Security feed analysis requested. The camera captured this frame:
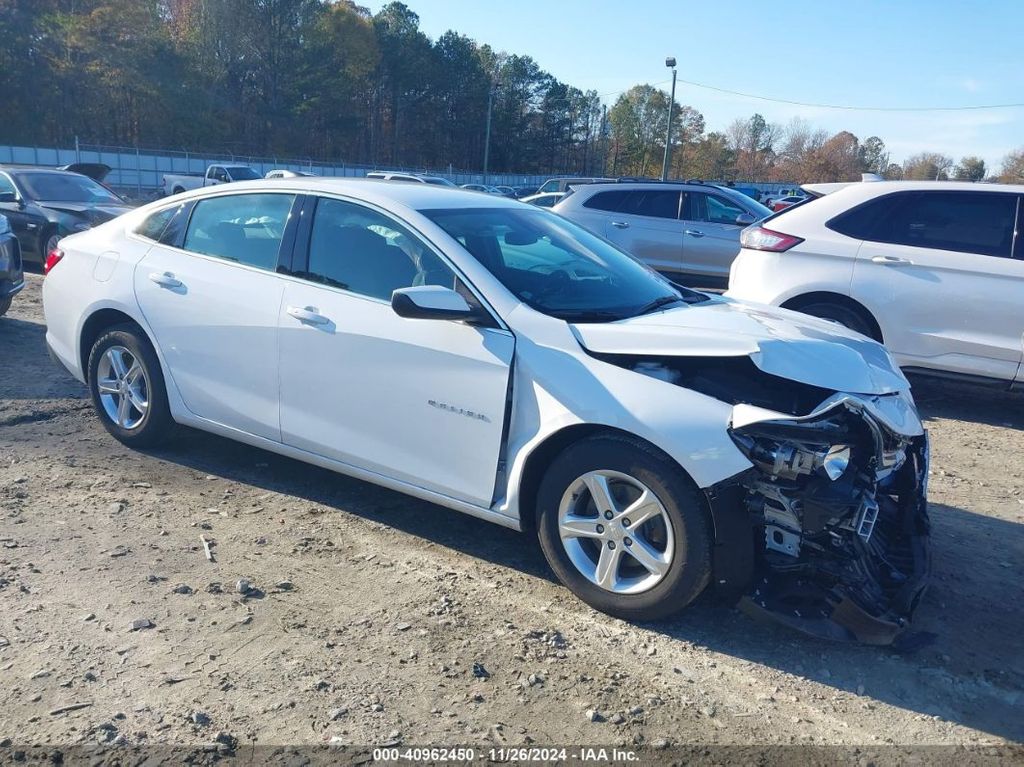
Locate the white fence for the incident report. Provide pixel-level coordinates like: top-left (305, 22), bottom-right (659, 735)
top-left (0, 143), bottom-right (549, 199)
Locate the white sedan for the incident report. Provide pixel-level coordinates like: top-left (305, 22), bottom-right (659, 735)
top-left (42, 179), bottom-right (930, 642)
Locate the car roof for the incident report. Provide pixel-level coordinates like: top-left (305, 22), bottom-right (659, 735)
top-left (168, 177), bottom-right (524, 211)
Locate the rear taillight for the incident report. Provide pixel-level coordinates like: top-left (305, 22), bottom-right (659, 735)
top-left (44, 248), bottom-right (64, 274)
top-left (740, 226), bottom-right (804, 253)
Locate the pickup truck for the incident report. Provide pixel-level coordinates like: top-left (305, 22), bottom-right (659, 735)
top-left (162, 164), bottom-right (261, 196)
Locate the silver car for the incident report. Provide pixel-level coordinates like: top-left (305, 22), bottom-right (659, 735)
top-left (553, 182), bottom-right (771, 284)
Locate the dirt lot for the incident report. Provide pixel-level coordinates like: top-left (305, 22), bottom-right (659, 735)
top-left (1, 274), bottom-right (1022, 757)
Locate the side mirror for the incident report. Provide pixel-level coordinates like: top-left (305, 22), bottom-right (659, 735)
top-left (392, 286), bottom-right (484, 322)
top-left (735, 213), bottom-right (757, 226)
top-left (0, 192), bottom-right (18, 205)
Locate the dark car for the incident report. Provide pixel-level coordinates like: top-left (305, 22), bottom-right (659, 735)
top-left (0, 214), bottom-right (24, 317)
top-left (0, 165), bottom-right (133, 266)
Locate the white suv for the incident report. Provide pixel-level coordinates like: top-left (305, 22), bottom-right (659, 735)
top-left (727, 181), bottom-right (1024, 385)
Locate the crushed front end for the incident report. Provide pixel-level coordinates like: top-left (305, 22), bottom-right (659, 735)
top-left (708, 393), bottom-right (930, 645)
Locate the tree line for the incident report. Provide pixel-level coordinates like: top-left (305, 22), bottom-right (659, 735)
top-left (1, 0), bottom-right (1021, 183)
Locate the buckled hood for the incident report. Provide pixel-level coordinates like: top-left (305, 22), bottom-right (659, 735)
top-left (570, 296), bottom-right (909, 395)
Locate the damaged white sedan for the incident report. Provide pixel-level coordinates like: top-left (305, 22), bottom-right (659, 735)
top-left (42, 180), bottom-right (929, 644)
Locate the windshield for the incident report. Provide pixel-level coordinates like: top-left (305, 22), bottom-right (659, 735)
top-left (225, 166), bottom-right (261, 181)
top-left (18, 172), bottom-right (123, 204)
top-left (422, 207), bottom-right (705, 321)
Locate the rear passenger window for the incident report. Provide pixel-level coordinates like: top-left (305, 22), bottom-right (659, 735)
top-left (582, 190), bottom-right (628, 212)
top-left (183, 193), bottom-right (295, 270)
top-left (618, 190), bottom-right (680, 219)
top-left (878, 192), bottom-right (1017, 257)
top-left (303, 197), bottom-right (456, 301)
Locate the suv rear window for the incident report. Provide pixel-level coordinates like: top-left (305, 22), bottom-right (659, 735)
top-left (829, 191), bottom-right (1018, 258)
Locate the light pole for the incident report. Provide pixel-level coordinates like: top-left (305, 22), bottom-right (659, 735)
top-left (661, 56), bottom-right (677, 181)
top-left (483, 80), bottom-right (500, 185)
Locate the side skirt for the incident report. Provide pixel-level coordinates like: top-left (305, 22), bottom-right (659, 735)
top-left (172, 412), bottom-right (523, 532)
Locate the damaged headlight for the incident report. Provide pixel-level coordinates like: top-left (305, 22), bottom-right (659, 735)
top-left (731, 430), bottom-right (850, 482)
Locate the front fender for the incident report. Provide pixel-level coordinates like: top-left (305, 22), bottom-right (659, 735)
top-left (497, 335), bottom-right (753, 523)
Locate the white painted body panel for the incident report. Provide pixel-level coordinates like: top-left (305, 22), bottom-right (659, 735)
top-left (43, 178), bottom-right (920, 534)
top-left (726, 180), bottom-right (1024, 383)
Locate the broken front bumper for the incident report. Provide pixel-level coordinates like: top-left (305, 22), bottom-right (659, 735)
top-left (705, 398), bottom-right (930, 645)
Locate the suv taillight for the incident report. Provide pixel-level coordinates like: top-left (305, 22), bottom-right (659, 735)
top-left (740, 225), bottom-right (804, 252)
top-left (44, 248), bottom-right (64, 275)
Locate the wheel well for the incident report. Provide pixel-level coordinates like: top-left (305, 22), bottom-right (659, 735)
top-left (781, 291), bottom-right (883, 343)
top-left (516, 424), bottom-right (701, 536)
top-left (79, 309), bottom-right (146, 381)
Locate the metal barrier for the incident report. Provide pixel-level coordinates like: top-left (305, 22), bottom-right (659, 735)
top-left (0, 143), bottom-right (549, 199)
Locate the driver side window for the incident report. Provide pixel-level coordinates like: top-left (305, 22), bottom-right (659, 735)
top-left (0, 174), bottom-right (16, 198)
top-left (304, 197), bottom-right (457, 301)
top-left (694, 193), bottom-right (745, 225)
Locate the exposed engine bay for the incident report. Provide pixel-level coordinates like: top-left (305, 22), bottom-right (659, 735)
top-left (610, 354), bottom-right (930, 645)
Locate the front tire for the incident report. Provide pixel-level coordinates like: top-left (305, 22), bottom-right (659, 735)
top-left (0, 296), bottom-right (10, 317)
top-left (87, 324), bottom-right (174, 447)
top-left (536, 434), bottom-right (712, 622)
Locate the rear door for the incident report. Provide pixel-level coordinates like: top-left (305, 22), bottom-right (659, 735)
top-left (681, 191), bottom-right (749, 279)
top-left (277, 195), bottom-right (514, 506)
top-left (848, 190), bottom-right (1023, 381)
top-left (134, 192), bottom-right (299, 439)
top-left (597, 189), bottom-right (683, 273)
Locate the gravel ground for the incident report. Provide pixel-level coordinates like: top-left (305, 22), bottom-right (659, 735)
top-left (0, 274), bottom-right (1022, 758)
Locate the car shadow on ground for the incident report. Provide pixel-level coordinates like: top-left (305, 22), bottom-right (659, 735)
top-left (148, 425), bottom-right (1024, 743)
top-left (910, 375), bottom-right (1024, 431)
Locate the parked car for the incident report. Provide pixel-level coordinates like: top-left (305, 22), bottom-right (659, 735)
top-left (0, 165), bottom-right (133, 265)
top-left (366, 171), bottom-right (456, 186)
top-left (521, 192), bottom-right (565, 208)
top-left (513, 186), bottom-right (538, 199)
top-left (493, 185), bottom-right (518, 198)
top-left (552, 182), bottom-right (771, 284)
top-left (460, 183), bottom-right (503, 194)
top-left (0, 214), bottom-right (24, 316)
top-left (771, 195), bottom-right (807, 212)
top-left (41, 179), bottom-right (929, 643)
top-left (265, 169), bottom-right (314, 179)
top-left (727, 180), bottom-right (1024, 387)
top-left (536, 177), bottom-right (615, 194)
top-left (162, 165), bottom-right (261, 197)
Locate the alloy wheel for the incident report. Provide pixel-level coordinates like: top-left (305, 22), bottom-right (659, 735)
top-left (96, 345), bottom-right (150, 430)
top-left (557, 470), bottom-right (675, 594)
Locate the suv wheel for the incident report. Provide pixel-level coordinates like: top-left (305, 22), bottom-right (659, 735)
top-left (87, 324), bottom-right (174, 447)
top-left (793, 300), bottom-right (879, 341)
top-left (536, 434), bottom-right (712, 621)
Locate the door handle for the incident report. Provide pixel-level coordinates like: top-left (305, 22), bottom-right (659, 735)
top-left (871, 255), bottom-right (913, 266)
top-left (148, 271), bottom-right (183, 288)
top-left (610, 221), bottom-right (630, 229)
top-left (287, 305), bottom-right (329, 325)
top-left (684, 229), bottom-right (705, 238)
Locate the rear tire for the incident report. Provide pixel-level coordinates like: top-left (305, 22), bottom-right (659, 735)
top-left (0, 296), bottom-right (11, 317)
top-left (87, 324), bottom-right (174, 448)
top-left (791, 300), bottom-right (879, 341)
top-left (536, 433), bottom-right (712, 622)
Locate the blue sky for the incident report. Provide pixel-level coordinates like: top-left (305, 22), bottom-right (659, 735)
top-left (364, 0), bottom-right (1024, 172)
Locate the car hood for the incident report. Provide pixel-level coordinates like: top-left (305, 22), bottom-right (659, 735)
top-left (36, 202), bottom-right (133, 220)
top-left (569, 297), bottom-right (908, 395)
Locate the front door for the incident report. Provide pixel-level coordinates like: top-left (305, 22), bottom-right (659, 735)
top-left (134, 191), bottom-right (299, 439)
top-left (277, 195), bottom-right (514, 507)
top-left (850, 190), bottom-right (1023, 381)
top-left (681, 191), bottom-right (748, 280)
